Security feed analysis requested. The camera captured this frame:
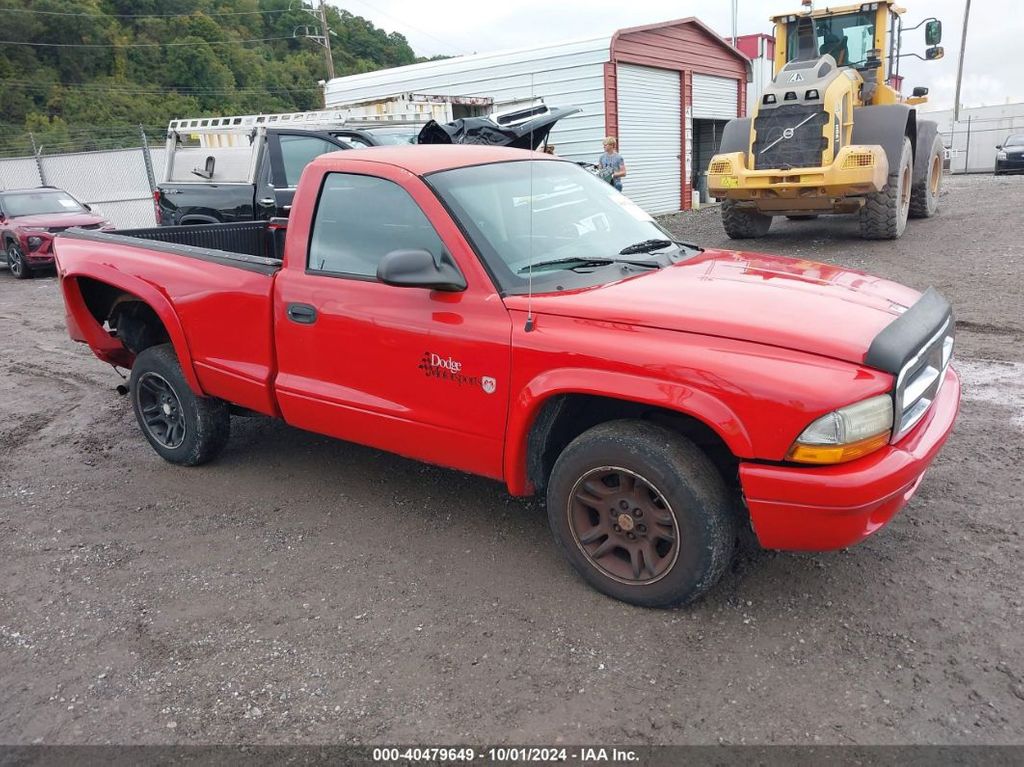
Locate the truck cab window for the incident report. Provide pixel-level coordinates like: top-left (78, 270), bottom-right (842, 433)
top-left (308, 173), bottom-right (446, 279)
top-left (278, 135), bottom-right (343, 188)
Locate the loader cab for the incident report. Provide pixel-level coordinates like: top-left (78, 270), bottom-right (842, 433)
top-left (784, 9), bottom-right (877, 68)
top-left (774, 2), bottom-right (895, 103)
top-left (772, 2), bottom-right (942, 106)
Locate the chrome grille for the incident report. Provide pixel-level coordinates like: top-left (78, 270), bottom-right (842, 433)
top-left (893, 317), bottom-right (954, 441)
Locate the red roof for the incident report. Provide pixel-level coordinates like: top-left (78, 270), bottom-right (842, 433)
top-left (311, 145), bottom-right (557, 176)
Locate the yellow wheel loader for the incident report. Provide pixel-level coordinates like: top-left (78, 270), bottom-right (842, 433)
top-left (708, 1), bottom-right (946, 240)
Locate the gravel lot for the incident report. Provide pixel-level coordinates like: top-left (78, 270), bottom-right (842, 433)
top-left (1, 174), bottom-right (1022, 746)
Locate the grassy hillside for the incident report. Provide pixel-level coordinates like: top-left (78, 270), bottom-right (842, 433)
top-left (0, 1), bottom-right (430, 154)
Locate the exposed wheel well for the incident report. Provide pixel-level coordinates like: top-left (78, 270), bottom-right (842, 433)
top-left (526, 394), bottom-right (740, 495)
top-left (76, 277), bottom-right (170, 355)
top-left (179, 215), bottom-right (222, 226)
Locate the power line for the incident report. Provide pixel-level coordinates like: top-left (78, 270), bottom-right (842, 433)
top-left (341, 0), bottom-right (472, 54)
top-left (0, 35), bottom-right (297, 48)
top-left (0, 79), bottom-right (321, 95)
top-left (0, 5), bottom-right (295, 18)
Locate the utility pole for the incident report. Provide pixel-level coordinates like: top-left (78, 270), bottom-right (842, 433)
top-left (301, 1), bottom-right (335, 80)
top-left (953, 0), bottom-right (971, 122)
top-left (318, 1), bottom-right (335, 80)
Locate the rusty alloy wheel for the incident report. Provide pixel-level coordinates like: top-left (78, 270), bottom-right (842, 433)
top-left (567, 466), bottom-right (679, 585)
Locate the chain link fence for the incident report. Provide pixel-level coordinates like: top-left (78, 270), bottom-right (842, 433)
top-left (927, 106), bottom-right (1024, 174)
top-left (940, 117), bottom-right (1024, 174)
top-left (0, 127), bottom-right (166, 228)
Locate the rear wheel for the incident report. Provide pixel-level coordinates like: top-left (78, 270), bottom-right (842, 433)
top-left (909, 133), bottom-right (943, 219)
top-left (130, 343), bottom-right (230, 465)
top-left (6, 242), bottom-right (31, 280)
top-left (859, 136), bottom-right (912, 240)
top-left (721, 199), bottom-right (772, 239)
top-left (546, 420), bottom-right (736, 607)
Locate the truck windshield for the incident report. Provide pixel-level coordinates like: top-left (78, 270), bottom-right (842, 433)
top-left (786, 11), bottom-right (876, 67)
top-left (1006, 135), bottom-right (1024, 147)
top-left (429, 160), bottom-right (689, 294)
top-left (1, 190), bottom-right (86, 217)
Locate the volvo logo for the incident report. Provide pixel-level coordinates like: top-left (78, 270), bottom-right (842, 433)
top-left (759, 113), bottom-right (818, 155)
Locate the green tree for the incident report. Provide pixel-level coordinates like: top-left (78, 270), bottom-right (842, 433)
top-left (0, 0), bottom-right (439, 154)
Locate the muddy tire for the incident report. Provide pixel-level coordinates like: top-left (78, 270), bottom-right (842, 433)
top-left (909, 131), bottom-right (943, 219)
top-left (860, 136), bottom-right (912, 240)
top-left (546, 420), bottom-right (736, 608)
top-left (129, 343), bottom-right (230, 466)
top-left (721, 199), bottom-right (772, 239)
top-left (6, 242), bottom-right (31, 280)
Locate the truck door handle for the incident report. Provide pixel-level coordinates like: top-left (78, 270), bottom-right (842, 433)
top-left (286, 303), bottom-right (317, 324)
top-left (258, 197), bottom-right (275, 206)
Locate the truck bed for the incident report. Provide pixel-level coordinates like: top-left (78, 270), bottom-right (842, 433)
top-left (54, 223), bottom-right (282, 416)
top-left (60, 220), bottom-right (285, 272)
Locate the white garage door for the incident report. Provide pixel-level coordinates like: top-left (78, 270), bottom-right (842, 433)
top-left (692, 74), bottom-right (739, 120)
top-left (616, 64), bottom-right (681, 215)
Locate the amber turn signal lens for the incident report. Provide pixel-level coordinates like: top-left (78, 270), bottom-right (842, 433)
top-left (786, 432), bottom-right (890, 465)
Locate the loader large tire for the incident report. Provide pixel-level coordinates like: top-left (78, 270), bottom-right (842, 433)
top-left (721, 200), bottom-right (772, 239)
top-left (859, 136), bottom-right (912, 240)
top-left (909, 132), bottom-right (943, 219)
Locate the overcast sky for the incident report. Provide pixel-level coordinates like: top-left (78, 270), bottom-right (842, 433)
top-left (332, 0), bottom-right (1019, 113)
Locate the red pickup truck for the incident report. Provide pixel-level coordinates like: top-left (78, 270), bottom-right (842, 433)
top-left (54, 145), bottom-right (960, 607)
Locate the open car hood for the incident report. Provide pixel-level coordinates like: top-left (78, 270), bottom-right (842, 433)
top-left (416, 106), bottom-right (581, 151)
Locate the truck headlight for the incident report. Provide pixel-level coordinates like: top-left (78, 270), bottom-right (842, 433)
top-left (786, 394), bottom-right (894, 464)
top-left (997, 151), bottom-right (1008, 160)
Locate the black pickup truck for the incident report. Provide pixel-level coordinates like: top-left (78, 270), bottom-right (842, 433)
top-left (156, 128), bottom-right (351, 226)
top-left (155, 109), bottom-right (577, 227)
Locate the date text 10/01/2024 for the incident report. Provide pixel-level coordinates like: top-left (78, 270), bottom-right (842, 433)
top-left (371, 747), bottom-right (640, 762)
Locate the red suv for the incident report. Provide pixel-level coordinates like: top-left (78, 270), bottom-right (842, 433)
top-left (1, 187), bottom-right (112, 279)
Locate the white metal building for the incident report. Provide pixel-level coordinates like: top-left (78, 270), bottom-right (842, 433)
top-left (324, 18), bottom-right (750, 214)
top-left (922, 101), bottom-right (1024, 173)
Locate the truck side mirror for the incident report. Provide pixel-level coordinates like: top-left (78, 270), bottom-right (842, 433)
top-left (996, 144), bottom-right (1003, 150)
top-left (925, 20), bottom-right (942, 45)
top-left (925, 46), bottom-right (944, 61)
top-left (377, 249), bottom-right (466, 292)
top-left (912, 86), bottom-right (929, 97)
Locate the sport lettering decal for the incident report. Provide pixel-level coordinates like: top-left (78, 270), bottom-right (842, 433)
top-left (418, 352), bottom-right (497, 394)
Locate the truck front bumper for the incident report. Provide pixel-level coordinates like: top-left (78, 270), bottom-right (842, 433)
top-left (740, 367), bottom-right (960, 551)
top-left (707, 147), bottom-right (889, 211)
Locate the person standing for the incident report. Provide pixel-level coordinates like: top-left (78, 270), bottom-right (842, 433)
top-left (598, 137), bottom-right (627, 191)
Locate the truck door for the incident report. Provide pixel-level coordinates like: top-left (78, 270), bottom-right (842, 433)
top-left (273, 167), bottom-right (512, 481)
top-left (261, 131), bottom-right (349, 219)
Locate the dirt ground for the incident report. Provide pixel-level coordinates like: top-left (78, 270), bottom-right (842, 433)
top-left (1, 174), bottom-right (1022, 746)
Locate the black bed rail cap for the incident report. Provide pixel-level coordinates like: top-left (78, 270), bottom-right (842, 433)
top-left (865, 287), bottom-right (952, 374)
